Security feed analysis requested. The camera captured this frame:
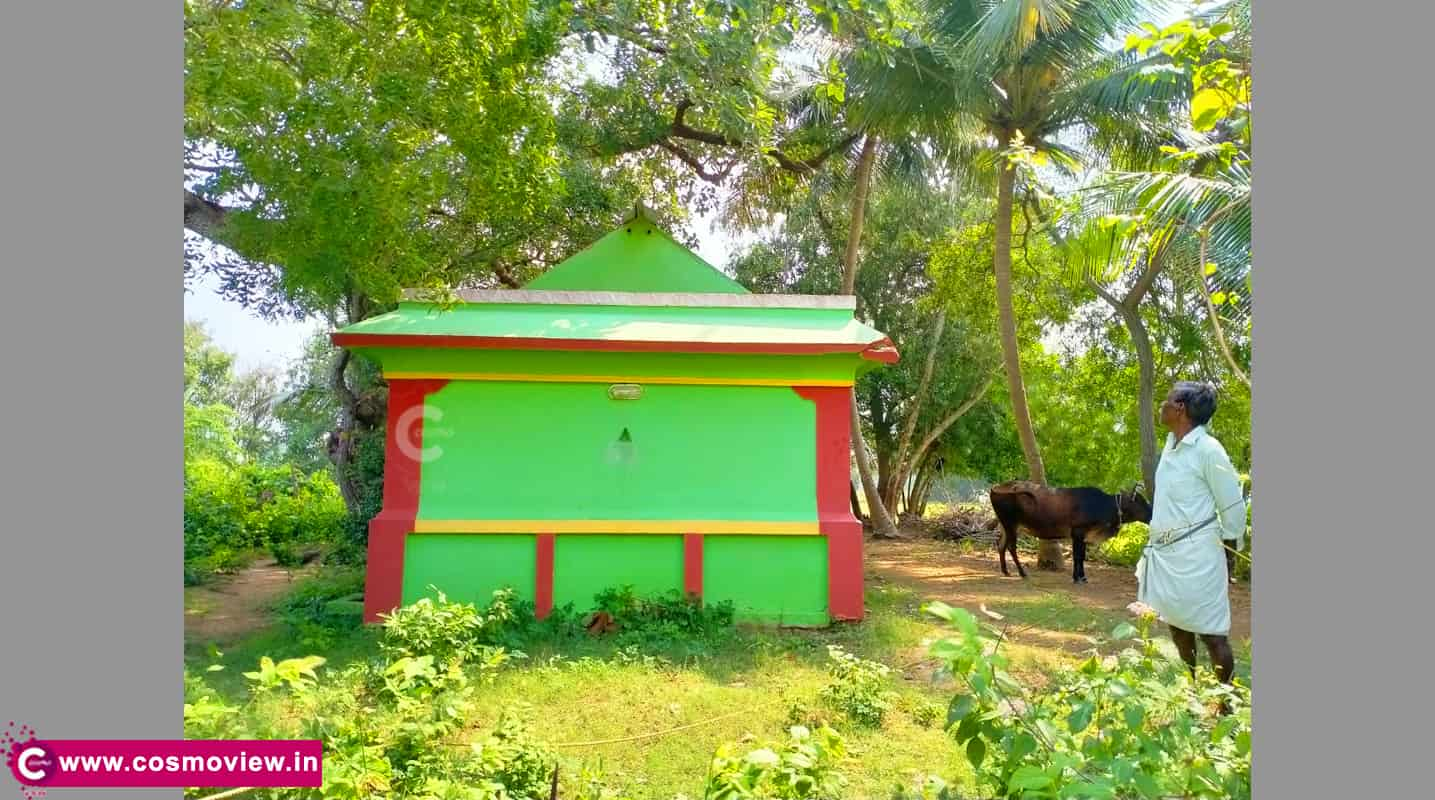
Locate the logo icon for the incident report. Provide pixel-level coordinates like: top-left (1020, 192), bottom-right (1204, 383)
top-left (395, 403), bottom-right (444, 463)
top-left (3, 723), bottom-right (51, 799)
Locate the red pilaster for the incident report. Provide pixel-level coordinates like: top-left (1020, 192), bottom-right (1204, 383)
top-left (794, 386), bottom-right (865, 621)
top-left (362, 378), bottom-right (449, 623)
top-left (534, 533), bottom-right (556, 619)
top-left (683, 533), bottom-right (704, 600)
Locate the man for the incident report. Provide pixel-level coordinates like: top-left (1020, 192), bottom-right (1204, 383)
top-left (1136, 381), bottom-right (1247, 685)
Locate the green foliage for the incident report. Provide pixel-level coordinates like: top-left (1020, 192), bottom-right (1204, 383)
top-left (184, 643), bottom-right (555, 800)
top-left (185, 0), bottom-right (573, 311)
top-left (184, 321), bottom-right (350, 579)
top-left (184, 459), bottom-right (347, 575)
top-left (270, 541), bottom-right (304, 568)
top-left (1127, 6), bottom-right (1251, 146)
top-left (817, 645), bottom-right (895, 729)
top-left (273, 568), bottom-right (367, 648)
top-left (703, 725), bottom-right (849, 800)
top-left (184, 320), bottom-right (237, 406)
top-left (1097, 523), bottom-right (1150, 568)
top-left (893, 694), bottom-right (943, 730)
top-left (588, 585), bottom-right (735, 649)
top-left (272, 330), bottom-right (345, 474)
top-left (185, 403), bottom-right (243, 465)
top-left (243, 654), bottom-right (328, 693)
top-left (925, 601), bottom-right (1251, 800)
top-left (380, 588), bottom-right (519, 676)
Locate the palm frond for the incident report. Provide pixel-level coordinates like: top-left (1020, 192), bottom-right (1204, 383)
top-left (954, 0), bottom-right (1083, 68)
top-left (1052, 50), bottom-right (1188, 124)
top-left (1094, 162), bottom-right (1249, 235)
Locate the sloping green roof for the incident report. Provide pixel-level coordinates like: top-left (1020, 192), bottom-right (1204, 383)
top-left (523, 207), bottom-right (748, 294)
top-left (331, 211), bottom-right (900, 369)
top-left (338, 295), bottom-right (889, 348)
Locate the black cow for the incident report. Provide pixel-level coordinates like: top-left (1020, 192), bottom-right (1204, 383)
top-left (989, 480), bottom-right (1153, 583)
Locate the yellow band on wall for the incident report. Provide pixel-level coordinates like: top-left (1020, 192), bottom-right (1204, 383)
top-left (410, 519), bottom-right (821, 535)
top-left (384, 371), bottom-right (852, 388)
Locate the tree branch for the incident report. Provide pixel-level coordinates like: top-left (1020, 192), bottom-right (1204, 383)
top-left (1121, 237), bottom-right (1169, 309)
top-left (184, 188), bottom-right (232, 243)
top-left (491, 262), bottom-right (523, 289)
top-left (671, 99), bottom-right (860, 176)
top-left (656, 138), bottom-right (732, 184)
top-left (910, 373), bottom-right (996, 470)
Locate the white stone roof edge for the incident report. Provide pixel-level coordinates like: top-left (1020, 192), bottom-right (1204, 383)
top-left (400, 289), bottom-right (857, 310)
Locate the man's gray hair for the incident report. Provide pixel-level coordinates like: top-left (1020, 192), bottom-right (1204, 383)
top-left (1172, 380), bottom-right (1218, 426)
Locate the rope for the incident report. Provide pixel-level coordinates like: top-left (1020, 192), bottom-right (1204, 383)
top-left (1140, 496), bottom-right (1251, 545)
top-left (550, 707), bottom-right (757, 748)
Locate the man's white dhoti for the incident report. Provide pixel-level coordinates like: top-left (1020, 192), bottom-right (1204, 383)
top-left (1135, 425), bottom-right (1247, 637)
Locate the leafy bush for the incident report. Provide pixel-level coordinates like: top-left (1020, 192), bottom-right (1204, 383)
top-left (531, 585), bottom-right (740, 659)
top-left (184, 652), bottom-right (554, 800)
top-left (382, 588), bottom-right (515, 653)
top-left (893, 693), bottom-right (942, 729)
top-left (703, 725), bottom-right (848, 800)
top-left (1101, 519), bottom-right (1254, 583)
top-left (184, 590), bottom-right (556, 800)
top-left (184, 459), bottom-right (347, 577)
top-left (1096, 522), bottom-right (1148, 567)
top-left (183, 458), bottom-right (248, 563)
top-left (592, 586), bottom-right (734, 637)
top-left (925, 601), bottom-right (1251, 800)
top-left (817, 645), bottom-right (895, 728)
top-left (199, 545), bottom-right (252, 575)
top-left (270, 541), bottom-right (304, 568)
top-left (273, 569), bottom-right (366, 648)
top-left (379, 588), bottom-right (520, 690)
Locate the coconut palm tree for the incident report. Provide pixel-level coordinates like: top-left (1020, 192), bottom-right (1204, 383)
top-left (848, 0), bottom-right (1187, 567)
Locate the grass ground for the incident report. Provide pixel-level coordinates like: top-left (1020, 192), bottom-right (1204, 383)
top-left (184, 535), bottom-right (1252, 799)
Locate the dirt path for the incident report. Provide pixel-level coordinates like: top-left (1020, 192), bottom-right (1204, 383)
top-left (865, 538), bottom-right (1251, 651)
top-left (184, 560), bottom-right (317, 645)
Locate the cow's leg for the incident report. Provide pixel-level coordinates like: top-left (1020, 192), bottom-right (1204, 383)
top-left (1008, 530), bottom-right (1027, 579)
top-left (996, 522), bottom-right (1011, 576)
top-left (996, 518), bottom-right (1025, 577)
top-left (1071, 532), bottom-right (1088, 583)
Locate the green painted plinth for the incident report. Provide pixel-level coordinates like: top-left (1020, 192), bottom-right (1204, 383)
top-left (402, 534), bottom-right (536, 607)
top-left (704, 536), bottom-right (828, 626)
top-left (553, 535), bottom-right (685, 610)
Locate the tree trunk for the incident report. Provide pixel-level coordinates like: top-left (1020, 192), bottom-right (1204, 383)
top-left (1088, 278), bottom-right (1159, 495)
top-left (1125, 307), bottom-right (1158, 495)
top-left (871, 386), bottom-right (896, 508)
top-left (850, 479), bottom-right (866, 522)
top-left (905, 453), bottom-right (937, 518)
top-left (852, 396), bottom-right (902, 538)
top-left (841, 134), bottom-right (902, 539)
top-left (887, 310), bottom-right (947, 510)
top-left (1197, 228), bottom-right (1250, 387)
top-left (840, 135), bottom-right (879, 294)
top-left (329, 347), bottom-right (362, 517)
top-left (993, 157), bottom-right (1058, 568)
